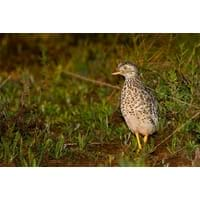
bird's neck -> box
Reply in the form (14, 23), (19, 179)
(124, 74), (140, 81)
(124, 75), (143, 88)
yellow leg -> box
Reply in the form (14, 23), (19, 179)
(135, 132), (142, 151)
(143, 135), (148, 144)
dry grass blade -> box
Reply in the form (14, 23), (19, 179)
(168, 96), (200, 110)
(150, 111), (200, 153)
(64, 71), (120, 90)
(0, 75), (11, 89)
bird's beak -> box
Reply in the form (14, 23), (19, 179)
(112, 71), (121, 75)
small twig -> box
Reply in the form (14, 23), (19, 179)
(150, 111), (200, 154)
(0, 75), (11, 89)
(64, 71), (120, 90)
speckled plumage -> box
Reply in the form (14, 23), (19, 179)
(112, 61), (158, 150)
(121, 74), (158, 136)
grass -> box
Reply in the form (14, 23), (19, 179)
(0, 33), (200, 166)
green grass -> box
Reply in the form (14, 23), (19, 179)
(0, 34), (200, 166)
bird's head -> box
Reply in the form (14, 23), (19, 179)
(112, 61), (139, 78)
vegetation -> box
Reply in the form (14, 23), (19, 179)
(0, 34), (200, 166)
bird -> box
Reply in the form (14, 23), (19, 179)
(112, 61), (158, 151)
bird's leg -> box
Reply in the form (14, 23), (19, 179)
(135, 132), (142, 151)
(143, 135), (148, 144)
